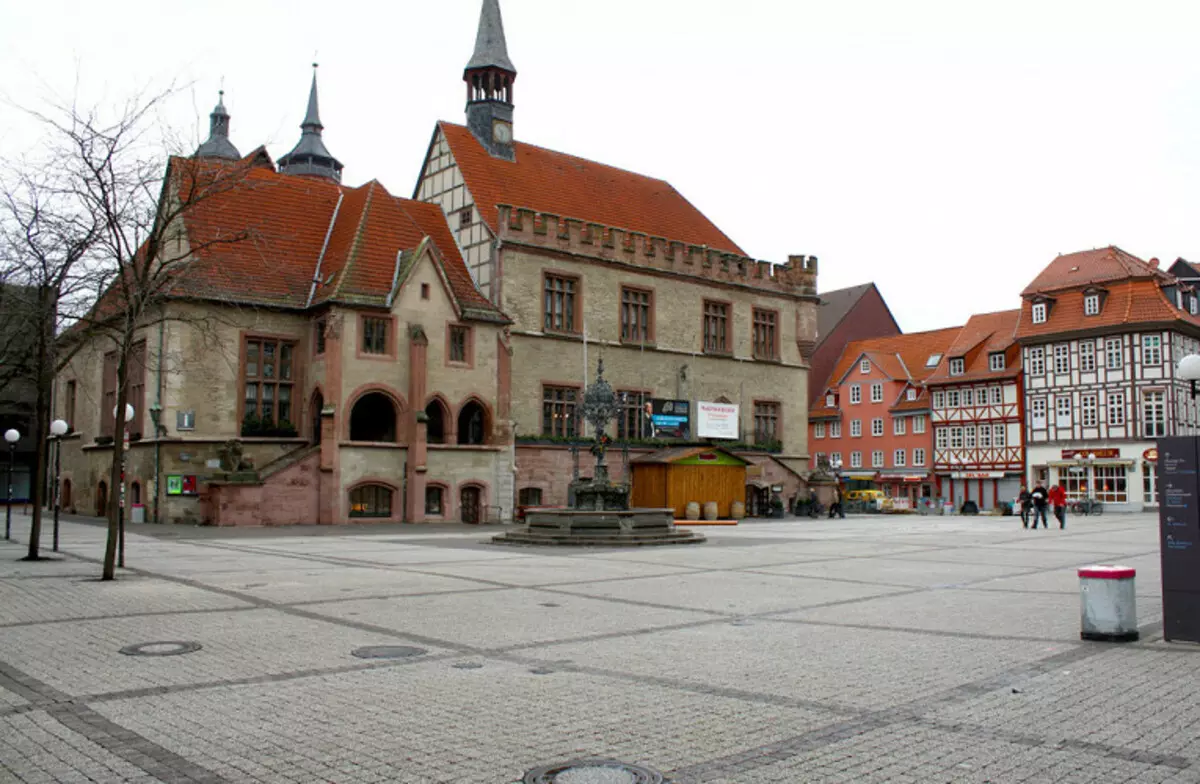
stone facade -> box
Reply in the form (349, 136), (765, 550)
(55, 247), (514, 525)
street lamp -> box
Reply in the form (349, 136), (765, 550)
(4, 428), (18, 540)
(50, 419), (68, 552)
(1179, 355), (1200, 399)
(113, 404), (134, 568)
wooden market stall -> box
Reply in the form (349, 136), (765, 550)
(630, 446), (748, 519)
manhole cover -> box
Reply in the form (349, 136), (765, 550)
(351, 645), (427, 660)
(524, 760), (663, 784)
(119, 641), (202, 657)
(453, 662), (484, 670)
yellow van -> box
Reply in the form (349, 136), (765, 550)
(845, 489), (887, 510)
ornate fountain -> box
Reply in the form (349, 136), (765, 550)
(493, 359), (705, 547)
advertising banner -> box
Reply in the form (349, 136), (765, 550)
(646, 399), (690, 439)
(697, 401), (740, 440)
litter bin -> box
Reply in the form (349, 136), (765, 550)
(130, 504), (146, 524)
(1078, 565), (1138, 642)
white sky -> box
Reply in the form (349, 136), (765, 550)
(3, 0), (1199, 333)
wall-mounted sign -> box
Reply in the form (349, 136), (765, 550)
(1144, 448), (1159, 463)
(166, 476), (183, 495)
(1061, 449), (1121, 460)
(950, 471), (1005, 479)
(697, 401), (739, 440)
(646, 399), (690, 439)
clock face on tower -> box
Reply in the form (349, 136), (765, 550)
(492, 121), (513, 144)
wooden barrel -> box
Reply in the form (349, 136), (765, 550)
(685, 501), (700, 520)
(703, 501), (719, 521)
(731, 501), (745, 519)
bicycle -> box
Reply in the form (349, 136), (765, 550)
(1070, 498), (1104, 516)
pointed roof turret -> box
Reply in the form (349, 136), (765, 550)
(466, 0), (516, 73)
(195, 90), (241, 160)
(278, 65), (344, 183)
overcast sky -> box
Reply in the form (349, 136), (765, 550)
(3, 0), (1199, 333)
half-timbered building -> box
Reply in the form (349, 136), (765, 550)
(926, 310), (1023, 511)
(1019, 247), (1200, 511)
(809, 328), (959, 507)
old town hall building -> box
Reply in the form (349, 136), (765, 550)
(53, 0), (819, 525)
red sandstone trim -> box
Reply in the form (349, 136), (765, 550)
(445, 322), (475, 368)
(342, 382), (409, 442)
(355, 312), (399, 361)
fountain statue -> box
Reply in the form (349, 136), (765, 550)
(493, 358), (705, 546)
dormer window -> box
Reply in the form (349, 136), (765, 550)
(1191, 296), (1198, 316)
(860, 358), (871, 374)
(1032, 303), (1047, 324)
(1084, 294), (1100, 316)
(988, 352), (1005, 371)
(825, 394), (835, 407)
(906, 388), (917, 401)
(925, 353), (942, 368)
(949, 358), (965, 376)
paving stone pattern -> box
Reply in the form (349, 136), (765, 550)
(0, 512), (1195, 783)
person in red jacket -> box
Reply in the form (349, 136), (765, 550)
(1049, 482), (1067, 529)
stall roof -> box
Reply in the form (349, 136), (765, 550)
(631, 446), (750, 466)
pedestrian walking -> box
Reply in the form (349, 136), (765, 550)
(1049, 482), (1067, 529)
(828, 485), (845, 519)
(1018, 485), (1032, 528)
(1030, 482), (1049, 529)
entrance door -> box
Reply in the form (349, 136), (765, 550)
(95, 481), (108, 517)
(460, 486), (481, 525)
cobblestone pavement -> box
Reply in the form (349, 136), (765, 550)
(0, 512), (1195, 783)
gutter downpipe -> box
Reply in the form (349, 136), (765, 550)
(153, 315), (165, 524)
(307, 192), (345, 308)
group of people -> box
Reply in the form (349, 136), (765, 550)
(1017, 482), (1067, 529)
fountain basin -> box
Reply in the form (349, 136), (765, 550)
(492, 508), (706, 547)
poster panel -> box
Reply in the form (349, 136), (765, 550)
(646, 399), (690, 439)
(697, 401), (739, 440)
(1158, 436), (1200, 642)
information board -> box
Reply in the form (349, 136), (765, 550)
(1158, 437), (1200, 642)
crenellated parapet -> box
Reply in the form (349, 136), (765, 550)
(497, 204), (818, 298)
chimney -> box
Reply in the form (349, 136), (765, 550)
(1150, 258), (1161, 269)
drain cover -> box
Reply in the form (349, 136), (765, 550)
(351, 645), (427, 660)
(453, 662), (484, 670)
(523, 760), (664, 784)
(119, 641), (202, 657)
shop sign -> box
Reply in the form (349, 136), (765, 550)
(950, 471), (1004, 479)
(1061, 448), (1120, 460)
(1144, 448), (1159, 463)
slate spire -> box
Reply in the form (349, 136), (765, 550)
(278, 64), (344, 182)
(463, 0), (517, 161)
(195, 90), (241, 160)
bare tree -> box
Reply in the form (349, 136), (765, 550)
(0, 146), (102, 561)
(11, 90), (257, 579)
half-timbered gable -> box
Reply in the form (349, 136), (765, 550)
(926, 310), (1023, 510)
(1018, 247), (1200, 510)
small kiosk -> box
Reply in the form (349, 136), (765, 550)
(630, 446), (748, 519)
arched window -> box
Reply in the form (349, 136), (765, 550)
(350, 392), (398, 442)
(426, 400), (448, 445)
(425, 485), (445, 516)
(96, 481), (108, 517)
(60, 478), (72, 510)
(457, 401), (488, 445)
(130, 481), (142, 505)
(349, 485), (393, 518)
(311, 390), (324, 445)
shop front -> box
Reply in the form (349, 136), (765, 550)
(1027, 446), (1151, 512)
(877, 472), (933, 510)
(938, 471), (1022, 512)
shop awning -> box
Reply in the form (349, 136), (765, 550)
(1048, 460), (1135, 468)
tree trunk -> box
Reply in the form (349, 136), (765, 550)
(24, 286), (54, 561)
(102, 350), (129, 580)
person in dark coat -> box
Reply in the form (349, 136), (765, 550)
(1018, 485), (1033, 528)
(1030, 483), (1049, 529)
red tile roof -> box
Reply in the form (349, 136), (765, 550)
(1021, 246), (1169, 296)
(171, 154), (501, 319)
(1016, 248), (1200, 341)
(926, 309), (1020, 384)
(827, 327), (962, 390)
(437, 122), (745, 255)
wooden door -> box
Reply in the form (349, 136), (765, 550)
(460, 486), (481, 525)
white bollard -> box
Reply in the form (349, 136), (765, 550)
(1078, 565), (1138, 642)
